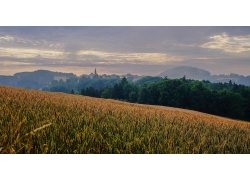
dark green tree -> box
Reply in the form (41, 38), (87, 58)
(101, 88), (113, 99)
(129, 91), (138, 103)
(138, 84), (148, 104)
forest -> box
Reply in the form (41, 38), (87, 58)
(45, 75), (250, 121)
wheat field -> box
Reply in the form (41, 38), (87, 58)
(1, 85), (250, 154)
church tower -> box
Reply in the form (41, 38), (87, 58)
(94, 68), (97, 75)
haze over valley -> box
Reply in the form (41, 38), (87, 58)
(1, 66), (250, 90)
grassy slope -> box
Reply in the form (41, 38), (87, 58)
(1, 85), (250, 154)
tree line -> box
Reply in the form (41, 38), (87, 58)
(78, 76), (250, 121)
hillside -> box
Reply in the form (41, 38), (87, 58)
(158, 66), (211, 80)
(0, 70), (76, 90)
(158, 66), (250, 86)
(1, 85), (250, 154)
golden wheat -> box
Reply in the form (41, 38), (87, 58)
(1, 85), (250, 154)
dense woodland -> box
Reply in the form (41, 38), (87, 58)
(46, 75), (250, 121)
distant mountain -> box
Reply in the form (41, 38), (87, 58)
(0, 70), (77, 89)
(1, 67), (250, 90)
(210, 73), (250, 86)
(14, 70), (76, 79)
(158, 66), (211, 80)
(158, 66), (250, 86)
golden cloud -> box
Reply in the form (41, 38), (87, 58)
(0, 47), (67, 59)
(0, 35), (15, 42)
(77, 50), (183, 64)
(201, 33), (250, 53)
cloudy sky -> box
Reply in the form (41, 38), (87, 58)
(0, 26), (250, 76)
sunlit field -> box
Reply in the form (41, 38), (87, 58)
(1, 85), (250, 154)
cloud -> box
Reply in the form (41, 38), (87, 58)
(0, 47), (67, 59)
(0, 44), (184, 68)
(0, 35), (15, 42)
(77, 50), (183, 64)
(0, 32), (65, 51)
(201, 32), (250, 53)
(0, 60), (34, 66)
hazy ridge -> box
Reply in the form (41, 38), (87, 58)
(1, 66), (250, 90)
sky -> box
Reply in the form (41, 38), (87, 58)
(1, 26), (250, 76)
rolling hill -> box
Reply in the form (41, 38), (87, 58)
(158, 66), (250, 85)
(1, 85), (250, 154)
(158, 66), (211, 80)
(0, 70), (76, 90)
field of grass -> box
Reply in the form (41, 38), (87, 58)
(1, 85), (250, 154)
